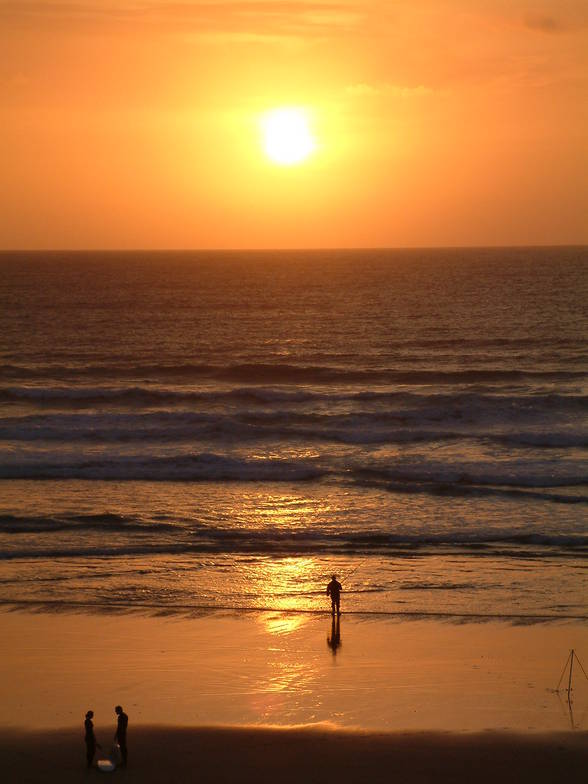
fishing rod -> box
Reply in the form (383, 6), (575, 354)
(334, 556), (370, 584)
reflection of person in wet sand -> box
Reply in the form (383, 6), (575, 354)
(327, 614), (342, 656)
(326, 574), (342, 615)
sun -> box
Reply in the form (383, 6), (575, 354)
(261, 108), (316, 166)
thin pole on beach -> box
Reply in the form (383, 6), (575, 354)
(555, 649), (588, 703)
(556, 651), (572, 692)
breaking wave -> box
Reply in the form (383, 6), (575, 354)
(0, 452), (325, 482)
(0, 452), (586, 506)
(1, 521), (587, 559)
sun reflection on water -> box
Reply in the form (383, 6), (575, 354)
(252, 556), (320, 613)
(251, 492), (323, 528)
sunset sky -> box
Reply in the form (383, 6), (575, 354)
(1, 1), (587, 249)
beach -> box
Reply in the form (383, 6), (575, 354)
(2, 725), (587, 784)
(2, 609), (588, 781)
(2, 610), (588, 731)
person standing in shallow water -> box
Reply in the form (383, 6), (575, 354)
(326, 574), (342, 615)
(84, 710), (97, 768)
(114, 705), (128, 767)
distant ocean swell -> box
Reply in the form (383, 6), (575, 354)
(1, 381), (586, 439)
(2, 393), (585, 455)
(2, 335), (580, 357)
(3, 385), (587, 413)
(1, 362), (586, 384)
(3, 426), (586, 449)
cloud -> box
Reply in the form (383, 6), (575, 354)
(523, 12), (561, 33)
(0, 1), (364, 40)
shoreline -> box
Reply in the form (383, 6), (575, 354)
(3, 598), (588, 623)
(1, 725), (587, 783)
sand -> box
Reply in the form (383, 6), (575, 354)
(1, 725), (587, 783)
(2, 608), (588, 781)
(2, 609), (588, 732)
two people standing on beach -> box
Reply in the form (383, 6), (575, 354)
(83, 705), (128, 769)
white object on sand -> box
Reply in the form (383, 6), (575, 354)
(97, 746), (120, 773)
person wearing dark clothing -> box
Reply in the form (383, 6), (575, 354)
(84, 710), (96, 768)
(114, 705), (128, 767)
(326, 574), (342, 615)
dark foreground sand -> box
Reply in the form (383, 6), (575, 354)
(1, 725), (586, 784)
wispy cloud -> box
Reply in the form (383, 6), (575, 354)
(523, 12), (561, 34)
(0, 1), (363, 40)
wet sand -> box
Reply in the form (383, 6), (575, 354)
(2, 609), (588, 781)
(1, 725), (587, 783)
(1, 609), (587, 732)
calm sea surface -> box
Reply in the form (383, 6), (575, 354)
(0, 248), (586, 621)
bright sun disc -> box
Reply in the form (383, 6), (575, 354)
(261, 108), (316, 165)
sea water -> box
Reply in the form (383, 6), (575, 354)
(0, 247), (586, 621)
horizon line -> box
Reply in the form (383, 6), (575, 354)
(1, 242), (587, 254)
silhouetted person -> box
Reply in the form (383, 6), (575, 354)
(326, 574), (342, 615)
(327, 614), (342, 656)
(84, 710), (97, 768)
(114, 705), (128, 767)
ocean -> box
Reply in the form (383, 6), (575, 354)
(0, 247), (586, 622)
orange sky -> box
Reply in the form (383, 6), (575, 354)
(1, 1), (587, 249)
